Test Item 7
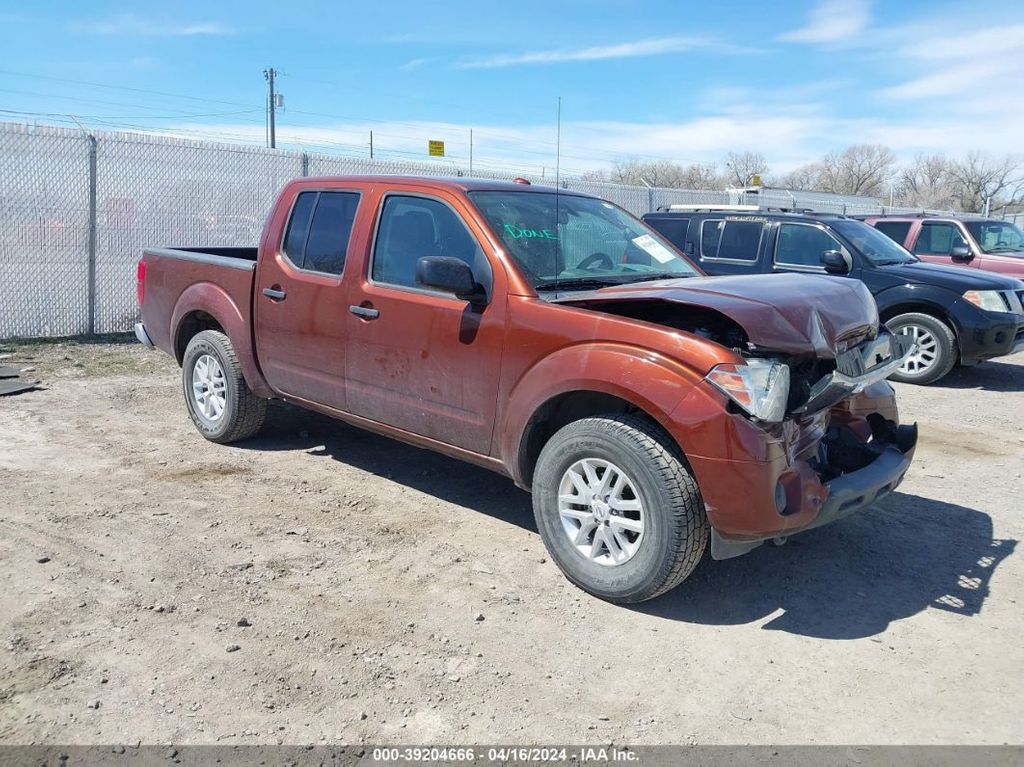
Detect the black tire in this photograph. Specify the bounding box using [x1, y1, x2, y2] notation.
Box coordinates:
[886, 312, 957, 385]
[531, 414, 708, 604]
[181, 330, 266, 443]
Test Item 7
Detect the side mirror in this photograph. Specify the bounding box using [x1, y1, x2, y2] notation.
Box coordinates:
[822, 249, 852, 275]
[416, 256, 487, 303]
[950, 244, 974, 263]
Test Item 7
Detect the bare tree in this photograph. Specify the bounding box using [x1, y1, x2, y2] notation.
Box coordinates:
[896, 154, 956, 209]
[679, 162, 725, 190]
[817, 144, 896, 197]
[778, 163, 823, 191]
[946, 152, 1024, 212]
[607, 159, 725, 190]
[724, 151, 769, 187]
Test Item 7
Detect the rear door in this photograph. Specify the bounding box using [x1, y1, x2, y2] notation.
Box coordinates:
[342, 189, 507, 455]
[872, 220, 914, 249]
[254, 187, 362, 410]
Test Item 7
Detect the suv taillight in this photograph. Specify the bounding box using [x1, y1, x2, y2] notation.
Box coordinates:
[137, 257, 146, 307]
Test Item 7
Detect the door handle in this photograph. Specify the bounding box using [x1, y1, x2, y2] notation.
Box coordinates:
[262, 287, 287, 301]
[349, 304, 380, 319]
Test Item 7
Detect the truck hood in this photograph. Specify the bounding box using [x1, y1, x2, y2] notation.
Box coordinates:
[551, 273, 878, 358]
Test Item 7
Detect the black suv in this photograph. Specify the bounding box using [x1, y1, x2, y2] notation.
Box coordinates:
[642, 206, 1024, 384]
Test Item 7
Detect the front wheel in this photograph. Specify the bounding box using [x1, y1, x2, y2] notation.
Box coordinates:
[182, 330, 267, 443]
[886, 312, 957, 385]
[531, 414, 708, 604]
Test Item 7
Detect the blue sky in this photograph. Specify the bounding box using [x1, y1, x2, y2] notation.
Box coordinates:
[2, 0, 1022, 176]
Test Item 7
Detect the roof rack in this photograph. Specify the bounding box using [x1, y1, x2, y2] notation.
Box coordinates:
[657, 203, 823, 214]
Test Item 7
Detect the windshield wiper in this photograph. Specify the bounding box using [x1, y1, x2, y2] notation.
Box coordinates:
[986, 247, 1022, 253]
[534, 277, 625, 291]
[621, 272, 693, 283]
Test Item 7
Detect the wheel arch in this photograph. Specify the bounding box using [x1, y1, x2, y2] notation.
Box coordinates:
[503, 344, 705, 489]
[170, 282, 272, 397]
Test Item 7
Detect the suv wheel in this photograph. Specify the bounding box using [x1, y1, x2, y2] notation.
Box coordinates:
[182, 330, 267, 443]
[531, 414, 708, 604]
[886, 313, 957, 385]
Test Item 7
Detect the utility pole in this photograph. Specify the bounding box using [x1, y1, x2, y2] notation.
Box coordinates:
[370, 130, 374, 159]
[264, 67, 277, 149]
[469, 129, 473, 175]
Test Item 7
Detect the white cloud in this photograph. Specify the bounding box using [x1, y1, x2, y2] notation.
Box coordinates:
[456, 36, 764, 69]
[73, 14, 232, 37]
[778, 0, 871, 44]
[877, 21, 1024, 109]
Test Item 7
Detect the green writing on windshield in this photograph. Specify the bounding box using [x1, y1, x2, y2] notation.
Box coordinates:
[503, 224, 558, 240]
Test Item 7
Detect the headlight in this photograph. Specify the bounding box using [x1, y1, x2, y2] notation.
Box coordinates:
[963, 290, 1008, 312]
[706, 358, 790, 423]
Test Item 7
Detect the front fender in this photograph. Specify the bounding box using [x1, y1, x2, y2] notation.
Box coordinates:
[170, 282, 270, 397]
[499, 342, 706, 484]
[873, 285, 959, 330]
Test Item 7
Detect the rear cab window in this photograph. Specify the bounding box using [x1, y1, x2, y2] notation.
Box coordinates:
[699, 219, 763, 261]
[281, 190, 360, 276]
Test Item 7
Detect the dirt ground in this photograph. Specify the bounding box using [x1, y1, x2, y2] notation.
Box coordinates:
[1, 337, 1022, 746]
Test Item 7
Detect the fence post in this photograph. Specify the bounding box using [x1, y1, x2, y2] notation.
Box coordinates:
[301, 152, 309, 177]
[87, 134, 98, 336]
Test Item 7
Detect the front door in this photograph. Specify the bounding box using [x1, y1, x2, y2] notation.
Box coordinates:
[254, 189, 361, 411]
[344, 192, 506, 455]
[911, 221, 978, 268]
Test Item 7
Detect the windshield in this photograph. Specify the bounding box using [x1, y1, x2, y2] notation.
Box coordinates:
[831, 219, 918, 265]
[468, 190, 699, 290]
[965, 221, 1024, 255]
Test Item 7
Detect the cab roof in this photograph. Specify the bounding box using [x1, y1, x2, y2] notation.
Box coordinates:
[295, 175, 584, 196]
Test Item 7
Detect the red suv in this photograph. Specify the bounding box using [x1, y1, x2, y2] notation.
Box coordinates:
[862, 215, 1024, 278]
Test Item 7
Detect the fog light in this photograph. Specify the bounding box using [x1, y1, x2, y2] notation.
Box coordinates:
[774, 482, 788, 513]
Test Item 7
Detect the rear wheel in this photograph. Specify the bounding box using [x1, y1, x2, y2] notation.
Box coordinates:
[531, 414, 708, 604]
[182, 330, 266, 443]
[886, 312, 957, 385]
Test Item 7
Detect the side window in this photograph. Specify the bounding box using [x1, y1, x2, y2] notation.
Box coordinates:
[717, 221, 763, 260]
[647, 218, 690, 250]
[304, 192, 360, 274]
[700, 219, 762, 261]
[700, 219, 722, 258]
[873, 221, 912, 245]
[775, 223, 842, 268]
[914, 222, 966, 255]
[282, 192, 316, 266]
[280, 190, 359, 275]
[373, 195, 488, 291]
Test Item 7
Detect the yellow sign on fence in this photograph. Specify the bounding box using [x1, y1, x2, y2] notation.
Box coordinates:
[428, 140, 445, 157]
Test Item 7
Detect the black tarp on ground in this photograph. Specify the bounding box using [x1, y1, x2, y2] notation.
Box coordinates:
[0, 379, 38, 396]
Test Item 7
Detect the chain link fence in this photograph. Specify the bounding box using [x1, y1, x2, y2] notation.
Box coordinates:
[3, 120, 1012, 340]
[0, 121, 737, 339]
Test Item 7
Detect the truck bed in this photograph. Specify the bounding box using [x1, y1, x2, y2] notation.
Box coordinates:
[139, 247, 258, 366]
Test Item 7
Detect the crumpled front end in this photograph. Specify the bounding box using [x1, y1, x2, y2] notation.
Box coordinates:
[668, 330, 918, 558]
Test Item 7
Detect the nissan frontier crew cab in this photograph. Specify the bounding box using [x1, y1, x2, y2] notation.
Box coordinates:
[136, 177, 917, 604]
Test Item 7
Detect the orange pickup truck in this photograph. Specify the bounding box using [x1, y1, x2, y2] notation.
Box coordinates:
[136, 176, 916, 603]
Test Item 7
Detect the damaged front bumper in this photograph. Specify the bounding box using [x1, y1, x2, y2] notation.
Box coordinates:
[710, 418, 918, 560]
[794, 331, 913, 415]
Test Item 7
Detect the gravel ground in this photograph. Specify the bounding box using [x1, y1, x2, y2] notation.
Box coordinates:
[1, 337, 1022, 746]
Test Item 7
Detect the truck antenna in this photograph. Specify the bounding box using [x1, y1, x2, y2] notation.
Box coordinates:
[554, 96, 562, 281]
